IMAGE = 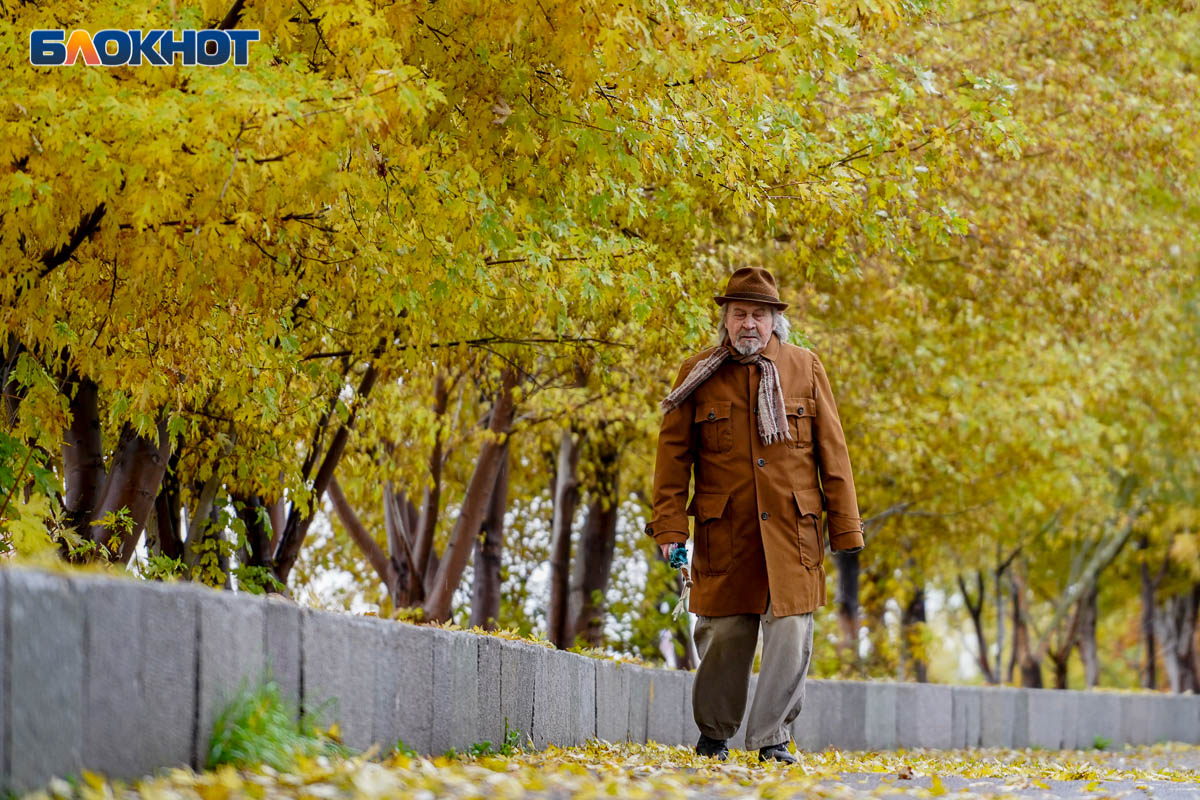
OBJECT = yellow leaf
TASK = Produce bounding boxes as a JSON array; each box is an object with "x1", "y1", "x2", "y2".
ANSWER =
[{"x1": 6, "y1": 494, "x2": 56, "y2": 557}]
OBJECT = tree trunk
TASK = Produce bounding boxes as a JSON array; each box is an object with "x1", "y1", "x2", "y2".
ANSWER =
[
  {"x1": 422, "y1": 370, "x2": 517, "y2": 623},
  {"x1": 1076, "y1": 585, "x2": 1100, "y2": 688},
  {"x1": 151, "y1": 454, "x2": 184, "y2": 562},
  {"x1": 1, "y1": 335, "x2": 24, "y2": 428},
  {"x1": 412, "y1": 373, "x2": 450, "y2": 599},
  {"x1": 234, "y1": 493, "x2": 272, "y2": 569},
  {"x1": 61, "y1": 374, "x2": 105, "y2": 540},
  {"x1": 187, "y1": 502, "x2": 230, "y2": 587},
  {"x1": 959, "y1": 571, "x2": 996, "y2": 684},
  {"x1": 381, "y1": 483, "x2": 421, "y2": 607},
  {"x1": 183, "y1": 471, "x2": 223, "y2": 569},
  {"x1": 1010, "y1": 569, "x2": 1043, "y2": 688},
  {"x1": 995, "y1": 562, "x2": 1006, "y2": 686},
  {"x1": 470, "y1": 441, "x2": 510, "y2": 630},
  {"x1": 267, "y1": 495, "x2": 286, "y2": 552},
  {"x1": 1155, "y1": 583, "x2": 1199, "y2": 694},
  {"x1": 1049, "y1": 649, "x2": 1070, "y2": 690},
  {"x1": 327, "y1": 477, "x2": 400, "y2": 599},
  {"x1": 836, "y1": 549, "x2": 861, "y2": 672},
  {"x1": 88, "y1": 417, "x2": 172, "y2": 565},
  {"x1": 271, "y1": 364, "x2": 378, "y2": 586},
  {"x1": 1007, "y1": 572, "x2": 1019, "y2": 685},
  {"x1": 568, "y1": 437, "x2": 619, "y2": 647},
  {"x1": 901, "y1": 585, "x2": 928, "y2": 683},
  {"x1": 1138, "y1": 537, "x2": 1166, "y2": 690},
  {"x1": 1047, "y1": 592, "x2": 1089, "y2": 691},
  {"x1": 547, "y1": 428, "x2": 581, "y2": 648}
]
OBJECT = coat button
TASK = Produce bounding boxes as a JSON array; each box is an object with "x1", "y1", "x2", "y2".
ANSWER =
[
  {"x1": 797, "y1": 406, "x2": 804, "y2": 414},
  {"x1": 757, "y1": 458, "x2": 766, "y2": 467},
  {"x1": 707, "y1": 410, "x2": 716, "y2": 420},
  {"x1": 761, "y1": 512, "x2": 769, "y2": 520}
]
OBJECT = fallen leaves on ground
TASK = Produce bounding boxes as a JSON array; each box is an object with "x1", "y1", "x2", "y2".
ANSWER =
[{"x1": 29, "y1": 741, "x2": 1200, "y2": 800}]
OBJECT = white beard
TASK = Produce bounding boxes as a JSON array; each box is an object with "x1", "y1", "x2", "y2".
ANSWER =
[{"x1": 733, "y1": 336, "x2": 764, "y2": 355}]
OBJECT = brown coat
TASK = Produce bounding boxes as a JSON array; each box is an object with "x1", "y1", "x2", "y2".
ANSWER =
[{"x1": 645, "y1": 333, "x2": 865, "y2": 617}]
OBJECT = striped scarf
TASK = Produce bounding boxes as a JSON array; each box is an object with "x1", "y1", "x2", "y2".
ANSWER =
[{"x1": 660, "y1": 347, "x2": 791, "y2": 446}]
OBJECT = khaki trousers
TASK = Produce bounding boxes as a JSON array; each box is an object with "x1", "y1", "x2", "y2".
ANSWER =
[{"x1": 692, "y1": 600, "x2": 814, "y2": 750}]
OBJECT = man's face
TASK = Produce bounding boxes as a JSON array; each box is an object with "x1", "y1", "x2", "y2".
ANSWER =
[{"x1": 725, "y1": 301, "x2": 773, "y2": 355}]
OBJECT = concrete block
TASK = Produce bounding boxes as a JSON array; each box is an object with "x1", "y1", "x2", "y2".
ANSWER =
[
  {"x1": 793, "y1": 679, "x2": 839, "y2": 751},
  {"x1": 894, "y1": 683, "x2": 952, "y2": 749},
  {"x1": 340, "y1": 616, "x2": 383, "y2": 751},
  {"x1": 979, "y1": 687, "x2": 1019, "y2": 748},
  {"x1": 1162, "y1": 694, "x2": 1188, "y2": 744},
  {"x1": 595, "y1": 659, "x2": 631, "y2": 742},
  {"x1": 1185, "y1": 694, "x2": 1200, "y2": 744},
  {"x1": 1025, "y1": 688, "x2": 1068, "y2": 750},
  {"x1": 1147, "y1": 693, "x2": 1176, "y2": 744},
  {"x1": 430, "y1": 628, "x2": 479, "y2": 753},
  {"x1": 950, "y1": 686, "x2": 982, "y2": 749},
  {"x1": 80, "y1": 577, "x2": 142, "y2": 776},
  {"x1": 865, "y1": 682, "x2": 898, "y2": 751},
  {"x1": 498, "y1": 639, "x2": 538, "y2": 748},
  {"x1": 138, "y1": 581, "x2": 199, "y2": 772},
  {"x1": 475, "y1": 635, "x2": 505, "y2": 748},
  {"x1": 196, "y1": 589, "x2": 266, "y2": 766},
  {"x1": 1076, "y1": 691, "x2": 1121, "y2": 749},
  {"x1": 531, "y1": 643, "x2": 572, "y2": 749},
  {"x1": 375, "y1": 621, "x2": 434, "y2": 755},
  {"x1": 1120, "y1": 693, "x2": 1153, "y2": 745},
  {"x1": 8, "y1": 570, "x2": 85, "y2": 793},
  {"x1": 1188, "y1": 694, "x2": 1200, "y2": 744},
  {"x1": 263, "y1": 598, "x2": 302, "y2": 714},
  {"x1": 571, "y1": 654, "x2": 597, "y2": 745},
  {"x1": 826, "y1": 680, "x2": 869, "y2": 751},
  {"x1": 796, "y1": 680, "x2": 903, "y2": 753},
  {"x1": 626, "y1": 665, "x2": 651, "y2": 745},
  {"x1": 647, "y1": 669, "x2": 685, "y2": 745},
  {"x1": 1059, "y1": 691, "x2": 1082, "y2": 750},
  {"x1": 681, "y1": 671, "x2": 700, "y2": 746}
]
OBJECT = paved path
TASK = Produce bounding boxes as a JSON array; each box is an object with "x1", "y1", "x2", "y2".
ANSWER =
[
  {"x1": 694, "y1": 747, "x2": 1200, "y2": 798},
  {"x1": 812, "y1": 773, "x2": 1200, "y2": 798}
]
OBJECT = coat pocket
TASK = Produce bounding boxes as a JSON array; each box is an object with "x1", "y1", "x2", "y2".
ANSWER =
[
  {"x1": 792, "y1": 488, "x2": 824, "y2": 568},
  {"x1": 784, "y1": 397, "x2": 816, "y2": 449},
  {"x1": 688, "y1": 491, "x2": 732, "y2": 575},
  {"x1": 694, "y1": 400, "x2": 733, "y2": 453}
]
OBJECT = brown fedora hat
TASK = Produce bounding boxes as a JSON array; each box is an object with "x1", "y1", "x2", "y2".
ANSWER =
[{"x1": 713, "y1": 267, "x2": 788, "y2": 310}]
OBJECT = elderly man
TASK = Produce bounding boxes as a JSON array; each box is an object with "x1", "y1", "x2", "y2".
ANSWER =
[{"x1": 645, "y1": 267, "x2": 864, "y2": 762}]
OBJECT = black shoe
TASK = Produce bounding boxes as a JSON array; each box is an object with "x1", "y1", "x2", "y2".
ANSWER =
[
  {"x1": 758, "y1": 742, "x2": 797, "y2": 763},
  {"x1": 696, "y1": 733, "x2": 729, "y2": 761}
]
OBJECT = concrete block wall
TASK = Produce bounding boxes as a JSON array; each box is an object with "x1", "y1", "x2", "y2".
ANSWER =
[{"x1": 2, "y1": 566, "x2": 1198, "y2": 793}]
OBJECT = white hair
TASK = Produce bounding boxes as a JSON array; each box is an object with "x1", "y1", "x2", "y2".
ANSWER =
[{"x1": 717, "y1": 306, "x2": 791, "y2": 347}]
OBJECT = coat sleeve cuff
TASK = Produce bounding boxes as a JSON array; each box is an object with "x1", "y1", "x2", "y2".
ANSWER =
[
  {"x1": 644, "y1": 515, "x2": 689, "y2": 542},
  {"x1": 828, "y1": 514, "x2": 865, "y2": 552},
  {"x1": 653, "y1": 531, "x2": 688, "y2": 546}
]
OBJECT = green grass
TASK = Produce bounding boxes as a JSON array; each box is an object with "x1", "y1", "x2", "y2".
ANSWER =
[{"x1": 206, "y1": 679, "x2": 348, "y2": 771}]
